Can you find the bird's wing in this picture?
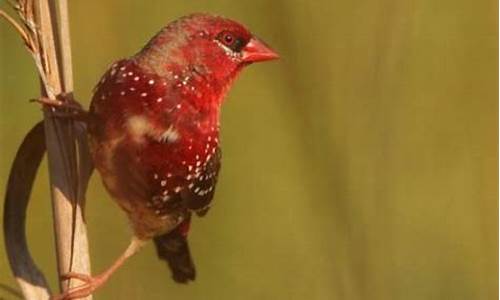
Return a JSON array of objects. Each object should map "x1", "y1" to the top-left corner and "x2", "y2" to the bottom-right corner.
[{"x1": 180, "y1": 147, "x2": 221, "y2": 216}]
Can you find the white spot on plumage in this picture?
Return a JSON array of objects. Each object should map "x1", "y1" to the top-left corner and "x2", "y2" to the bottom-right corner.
[
  {"x1": 157, "y1": 97, "x2": 163, "y2": 103},
  {"x1": 140, "y1": 92, "x2": 148, "y2": 97},
  {"x1": 126, "y1": 115, "x2": 151, "y2": 143},
  {"x1": 161, "y1": 180, "x2": 166, "y2": 186},
  {"x1": 174, "y1": 186, "x2": 182, "y2": 193},
  {"x1": 148, "y1": 79, "x2": 155, "y2": 85},
  {"x1": 134, "y1": 76, "x2": 140, "y2": 81},
  {"x1": 120, "y1": 91, "x2": 125, "y2": 96}
]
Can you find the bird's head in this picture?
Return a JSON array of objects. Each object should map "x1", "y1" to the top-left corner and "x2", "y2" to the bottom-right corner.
[{"x1": 136, "y1": 13, "x2": 279, "y2": 91}]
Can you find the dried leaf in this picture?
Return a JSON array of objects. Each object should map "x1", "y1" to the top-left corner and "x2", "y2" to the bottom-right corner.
[{"x1": 3, "y1": 121, "x2": 51, "y2": 300}]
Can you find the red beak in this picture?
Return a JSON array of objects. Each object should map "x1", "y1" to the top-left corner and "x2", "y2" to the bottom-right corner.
[{"x1": 242, "y1": 37, "x2": 279, "y2": 63}]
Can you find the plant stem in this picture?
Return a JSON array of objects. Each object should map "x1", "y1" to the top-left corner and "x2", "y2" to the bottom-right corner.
[
  {"x1": 2, "y1": 1, "x2": 92, "y2": 299},
  {"x1": 36, "y1": 0, "x2": 92, "y2": 297}
]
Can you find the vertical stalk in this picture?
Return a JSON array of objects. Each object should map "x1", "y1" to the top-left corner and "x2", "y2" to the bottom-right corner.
[{"x1": 35, "y1": 0, "x2": 92, "y2": 297}]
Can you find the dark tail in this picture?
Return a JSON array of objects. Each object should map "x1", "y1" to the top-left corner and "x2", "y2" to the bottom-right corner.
[{"x1": 153, "y1": 220, "x2": 195, "y2": 283}]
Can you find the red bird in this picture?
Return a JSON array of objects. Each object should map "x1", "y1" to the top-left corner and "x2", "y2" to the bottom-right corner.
[{"x1": 54, "y1": 13, "x2": 278, "y2": 299}]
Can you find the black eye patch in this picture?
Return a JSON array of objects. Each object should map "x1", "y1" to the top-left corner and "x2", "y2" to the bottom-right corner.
[
  {"x1": 230, "y1": 37, "x2": 246, "y2": 52},
  {"x1": 217, "y1": 31, "x2": 248, "y2": 53}
]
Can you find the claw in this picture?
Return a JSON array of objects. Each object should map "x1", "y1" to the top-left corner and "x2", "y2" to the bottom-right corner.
[
  {"x1": 52, "y1": 272, "x2": 106, "y2": 300},
  {"x1": 31, "y1": 94, "x2": 89, "y2": 122},
  {"x1": 51, "y1": 238, "x2": 145, "y2": 299},
  {"x1": 31, "y1": 95, "x2": 82, "y2": 111},
  {"x1": 30, "y1": 97, "x2": 65, "y2": 107},
  {"x1": 60, "y1": 272, "x2": 92, "y2": 283}
]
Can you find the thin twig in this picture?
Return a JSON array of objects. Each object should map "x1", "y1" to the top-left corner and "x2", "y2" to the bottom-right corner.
[{"x1": 0, "y1": 9, "x2": 30, "y2": 44}]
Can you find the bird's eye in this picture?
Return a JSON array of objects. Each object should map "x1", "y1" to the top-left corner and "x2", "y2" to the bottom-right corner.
[
  {"x1": 217, "y1": 31, "x2": 246, "y2": 52},
  {"x1": 223, "y1": 33, "x2": 234, "y2": 45}
]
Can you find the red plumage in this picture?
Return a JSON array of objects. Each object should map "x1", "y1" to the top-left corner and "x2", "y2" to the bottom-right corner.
[
  {"x1": 89, "y1": 14, "x2": 277, "y2": 240},
  {"x1": 89, "y1": 57, "x2": 222, "y2": 239}
]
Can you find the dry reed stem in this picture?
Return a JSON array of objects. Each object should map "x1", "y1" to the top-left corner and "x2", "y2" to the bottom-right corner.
[{"x1": 1, "y1": 1, "x2": 92, "y2": 299}]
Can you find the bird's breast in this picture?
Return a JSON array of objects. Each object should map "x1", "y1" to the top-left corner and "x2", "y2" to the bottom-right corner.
[{"x1": 88, "y1": 58, "x2": 224, "y2": 237}]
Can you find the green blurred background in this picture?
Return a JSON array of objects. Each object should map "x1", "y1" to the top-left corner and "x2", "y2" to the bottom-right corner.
[{"x1": 0, "y1": 0, "x2": 498, "y2": 299}]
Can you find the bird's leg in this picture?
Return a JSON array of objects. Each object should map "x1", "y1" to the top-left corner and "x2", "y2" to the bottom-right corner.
[
  {"x1": 32, "y1": 92, "x2": 89, "y2": 122},
  {"x1": 52, "y1": 237, "x2": 147, "y2": 300}
]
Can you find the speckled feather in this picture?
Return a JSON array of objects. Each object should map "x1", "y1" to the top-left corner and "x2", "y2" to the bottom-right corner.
[
  {"x1": 86, "y1": 13, "x2": 273, "y2": 241},
  {"x1": 89, "y1": 59, "x2": 221, "y2": 236}
]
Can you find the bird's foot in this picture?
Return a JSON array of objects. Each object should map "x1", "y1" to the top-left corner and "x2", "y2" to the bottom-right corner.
[
  {"x1": 51, "y1": 272, "x2": 108, "y2": 300},
  {"x1": 31, "y1": 93, "x2": 88, "y2": 122}
]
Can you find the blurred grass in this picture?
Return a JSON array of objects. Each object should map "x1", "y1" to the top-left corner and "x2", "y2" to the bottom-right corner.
[{"x1": 0, "y1": 0, "x2": 497, "y2": 299}]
